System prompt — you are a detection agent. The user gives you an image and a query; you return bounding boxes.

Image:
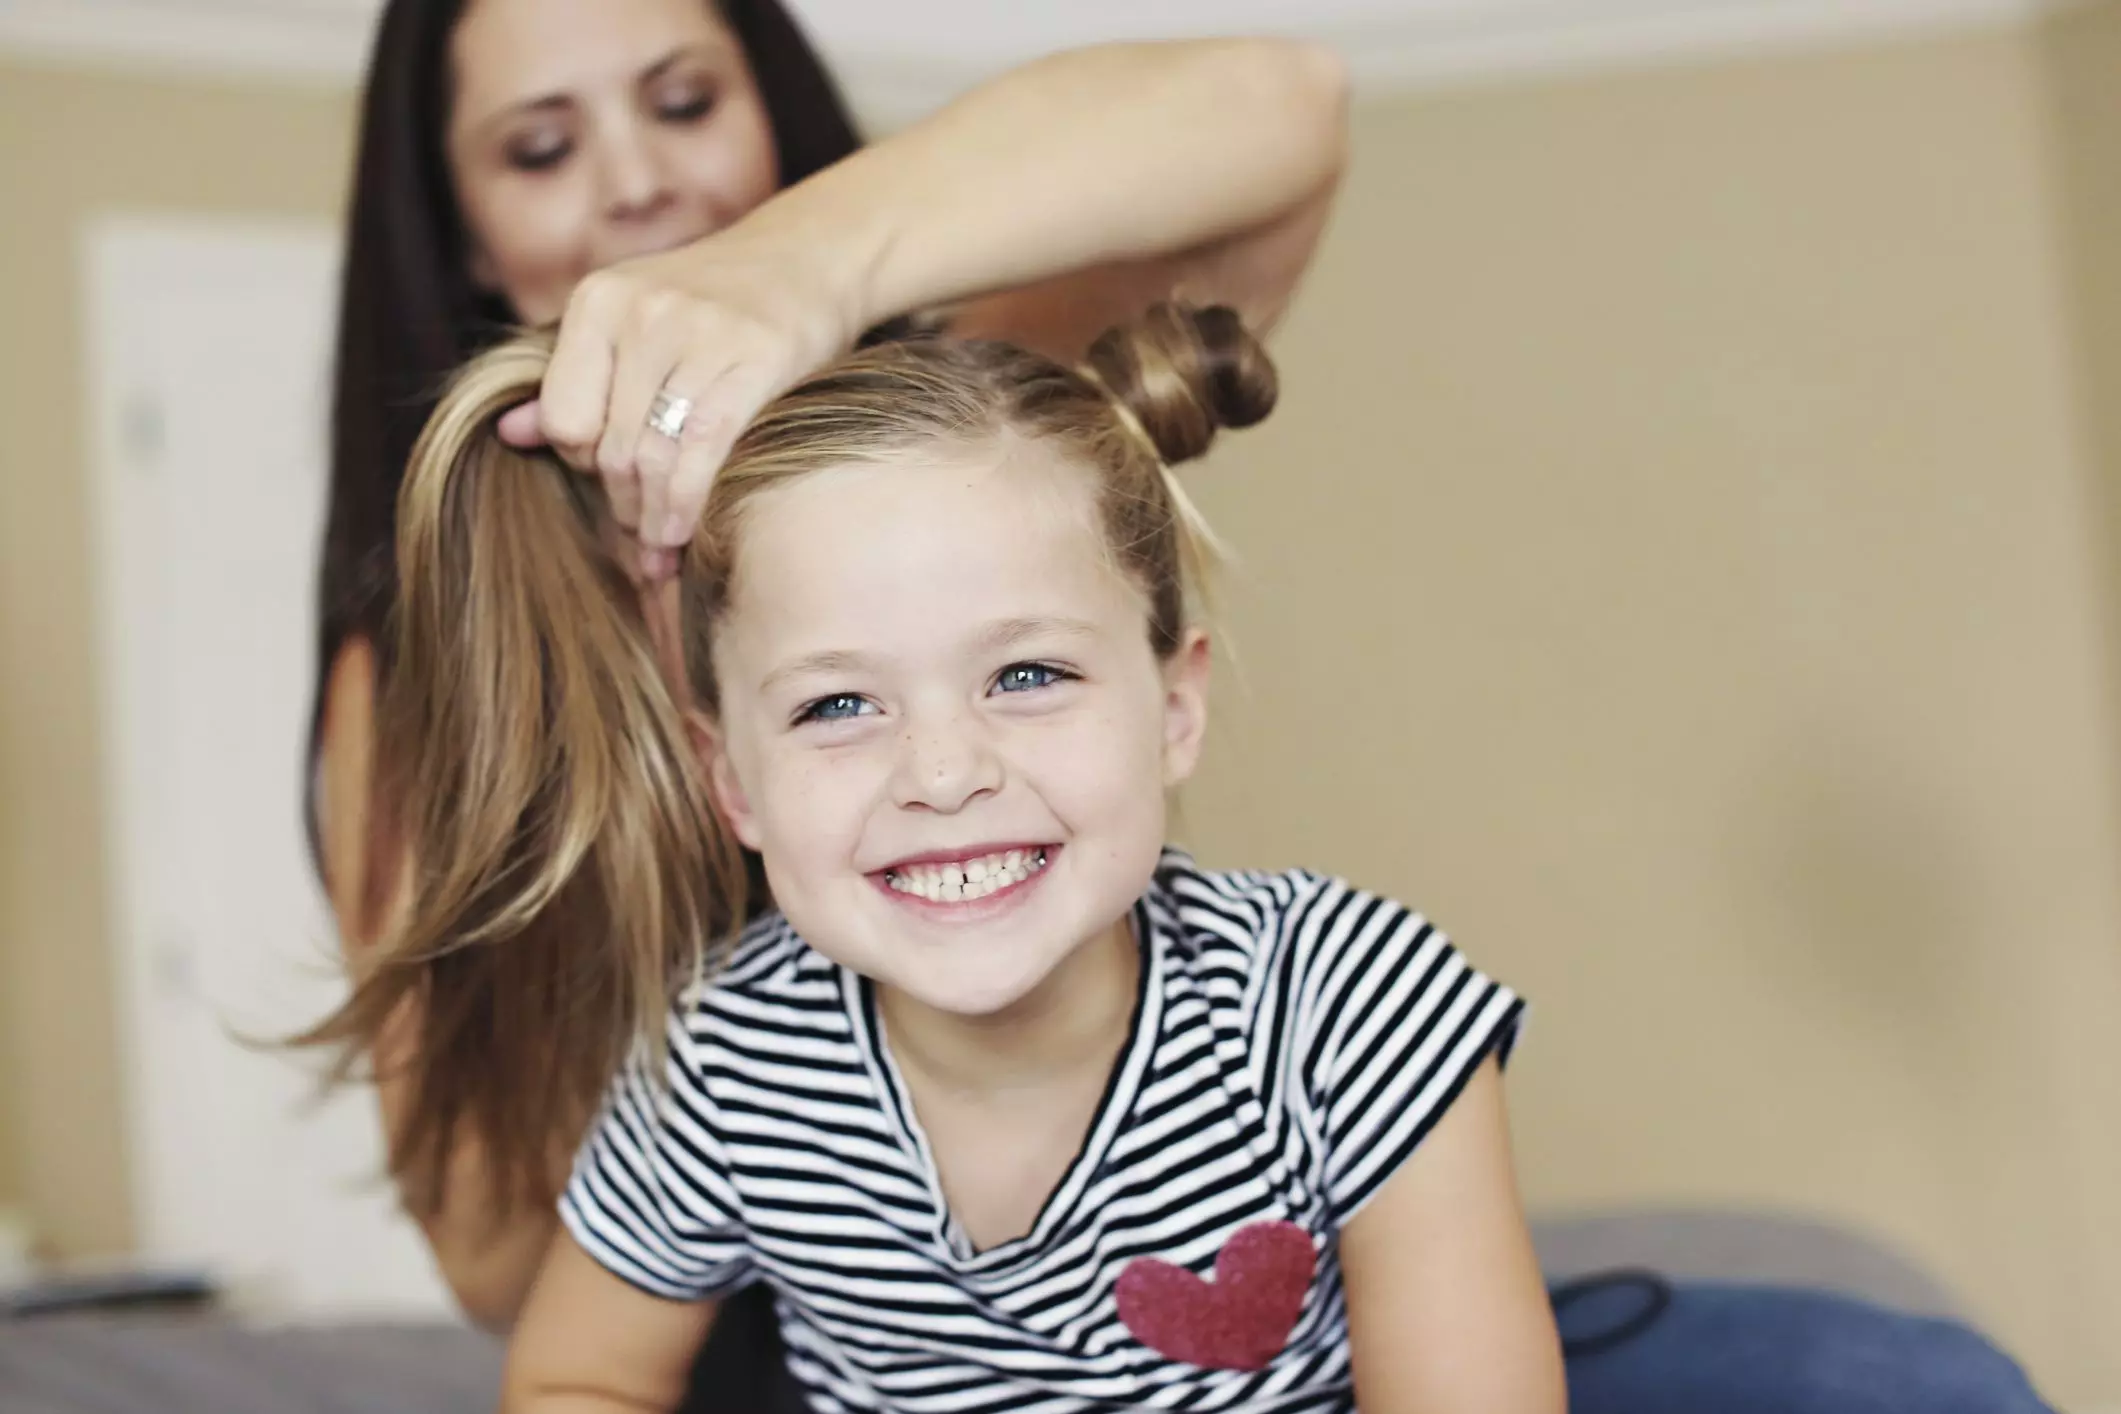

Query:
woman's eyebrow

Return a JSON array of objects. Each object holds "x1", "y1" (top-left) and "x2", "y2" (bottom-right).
[
  {"x1": 472, "y1": 43, "x2": 724, "y2": 137},
  {"x1": 638, "y1": 45, "x2": 713, "y2": 85}
]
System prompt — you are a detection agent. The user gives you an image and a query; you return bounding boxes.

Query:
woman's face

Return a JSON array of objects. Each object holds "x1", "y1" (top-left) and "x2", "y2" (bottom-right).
[{"x1": 446, "y1": 0, "x2": 780, "y2": 324}]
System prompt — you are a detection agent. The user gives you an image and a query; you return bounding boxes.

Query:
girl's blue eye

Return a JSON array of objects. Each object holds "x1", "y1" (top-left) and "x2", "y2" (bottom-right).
[
  {"x1": 994, "y1": 663, "x2": 1073, "y2": 694},
  {"x1": 798, "y1": 693, "x2": 874, "y2": 725}
]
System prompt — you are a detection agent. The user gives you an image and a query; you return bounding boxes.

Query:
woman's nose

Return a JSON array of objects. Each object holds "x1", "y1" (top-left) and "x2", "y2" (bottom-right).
[{"x1": 593, "y1": 121, "x2": 675, "y2": 222}]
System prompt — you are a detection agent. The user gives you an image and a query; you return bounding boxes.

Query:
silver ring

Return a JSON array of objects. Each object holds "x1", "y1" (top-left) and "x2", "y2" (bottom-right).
[{"x1": 646, "y1": 388, "x2": 693, "y2": 440}]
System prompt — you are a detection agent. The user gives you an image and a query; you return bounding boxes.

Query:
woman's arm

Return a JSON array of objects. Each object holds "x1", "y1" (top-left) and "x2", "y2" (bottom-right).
[
  {"x1": 501, "y1": 1234, "x2": 721, "y2": 1413},
  {"x1": 804, "y1": 38, "x2": 1348, "y2": 346},
  {"x1": 1338, "y1": 1058, "x2": 1567, "y2": 1414},
  {"x1": 943, "y1": 183, "x2": 1335, "y2": 366},
  {"x1": 521, "y1": 38, "x2": 1347, "y2": 552},
  {"x1": 315, "y1": 638, "x2": 563, "y2": 1333}
]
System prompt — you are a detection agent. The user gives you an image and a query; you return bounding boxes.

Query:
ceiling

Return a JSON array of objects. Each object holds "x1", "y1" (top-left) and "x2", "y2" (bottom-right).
[{"x1": 0, "y1": 0, "x2": 2066, "y2": 119}]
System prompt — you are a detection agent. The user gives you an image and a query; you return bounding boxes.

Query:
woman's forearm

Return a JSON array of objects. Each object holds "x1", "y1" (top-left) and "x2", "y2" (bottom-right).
[
  {"x1": 750, "y1": 39, "x2": 1349, "y2": 341},
  {"x1": 416, "y1": 1195, "x2": 557, "y2": 1334},
  {"x1": 366, "y1": 969, "x2": 564, "y2": 1332}
]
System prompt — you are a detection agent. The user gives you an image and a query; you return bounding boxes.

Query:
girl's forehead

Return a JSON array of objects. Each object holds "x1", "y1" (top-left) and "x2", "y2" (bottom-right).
[
  {"x1": 738, "y1": 439, "x2": 1100, "y2": 548},
  {"x1": 719, "y1": 443, "x2": 1141, "y2": 636}
]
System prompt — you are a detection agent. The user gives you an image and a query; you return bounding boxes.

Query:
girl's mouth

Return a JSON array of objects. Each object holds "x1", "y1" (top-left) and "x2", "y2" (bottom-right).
[{"x1": 880, "y1": 847, "x2": 1052, "y2": 905}]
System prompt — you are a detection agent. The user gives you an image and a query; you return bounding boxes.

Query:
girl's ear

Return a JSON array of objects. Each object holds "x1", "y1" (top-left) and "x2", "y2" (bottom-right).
[
  {"x1": 688, "y1": 711, "x2": 763, "y2": 851},
  {"x1": 1160, "y1": 628, "x2": 1213, "y2": 788}
]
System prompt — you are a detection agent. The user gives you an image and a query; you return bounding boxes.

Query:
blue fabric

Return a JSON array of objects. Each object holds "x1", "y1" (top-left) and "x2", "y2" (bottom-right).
[{"x1": 1561, "y1": 1280, "x2": 2056, "y2": 1414}]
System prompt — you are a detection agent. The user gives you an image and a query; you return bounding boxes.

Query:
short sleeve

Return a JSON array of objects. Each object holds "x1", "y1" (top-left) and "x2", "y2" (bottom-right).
[
  {"x1": 558, "y1": 1018, "x2": 755, "y2": 1302},
  {"x1": 1283, "y1": 875, "x2": 1525, "y2": 1225}
]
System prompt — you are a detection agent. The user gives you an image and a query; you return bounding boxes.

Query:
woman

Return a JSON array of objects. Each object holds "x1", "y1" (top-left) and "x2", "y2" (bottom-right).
[
  {"x1": 309, "y1": 1, "x2": 2053, "y2": 1409},
  {"x1": 310, "y1": 0, "x2": 1346, "y2": 1401}
]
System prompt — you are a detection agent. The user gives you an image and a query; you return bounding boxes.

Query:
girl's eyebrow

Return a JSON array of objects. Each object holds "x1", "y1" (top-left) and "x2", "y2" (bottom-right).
[
  {"x1": 759, "y1": 649, "x2": 876, "y2": 697},
  {"x1": 979, "y1": 610, "x2": 1102, "y2": 652},
  {"x1": 978, "y1": 615, "x2": 1101, "y2": 652}
]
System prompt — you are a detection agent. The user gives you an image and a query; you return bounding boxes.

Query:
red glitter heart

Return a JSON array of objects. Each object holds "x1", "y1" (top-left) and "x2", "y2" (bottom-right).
[{"x1": 1115, "y1": 1220, "x2": 1315, "y2": 1371}]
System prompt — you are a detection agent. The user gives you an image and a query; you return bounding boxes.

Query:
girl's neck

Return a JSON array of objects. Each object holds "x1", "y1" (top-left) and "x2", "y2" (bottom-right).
[{"x1": 877, "y1": 917, "x2": 1141, "y2": 1098}]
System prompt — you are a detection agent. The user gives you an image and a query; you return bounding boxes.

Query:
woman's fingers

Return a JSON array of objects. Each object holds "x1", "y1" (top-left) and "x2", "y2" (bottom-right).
[
  {"x1": 599, "y1": 513, "x2": 680, "y2": 585},
  {"x1": 633, "y1": 361, "x2": 727, "y2": 549},
  {"x1": 539, "y1": 277, "x2": 621, "y2": 467},
  {"x1": 497, "y1": 401, "x2": 545, "y2": 448},
  {"x1": 594, "y1": 288, "x2": 703, "y2": 535},
  {"x1": 596, "y1": 357, "x2": 685, "y2": 537},
  {"x1": 659, "y1": 366, "x2": 770, "y2": 548},
  {"x1": 534, "y1": 253, "x2": 834, "y2": 551}
]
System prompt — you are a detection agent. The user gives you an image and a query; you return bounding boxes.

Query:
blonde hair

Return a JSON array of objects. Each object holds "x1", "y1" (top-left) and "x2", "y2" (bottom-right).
[{"x1": 304, "y1": 302, "x2": 1277, "y2": 1219}]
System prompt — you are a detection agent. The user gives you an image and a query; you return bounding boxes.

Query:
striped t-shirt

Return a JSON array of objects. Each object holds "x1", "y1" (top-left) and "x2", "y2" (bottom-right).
[{"x1": 561, "y1": 850, "x2": 1524, "y2": 1413}]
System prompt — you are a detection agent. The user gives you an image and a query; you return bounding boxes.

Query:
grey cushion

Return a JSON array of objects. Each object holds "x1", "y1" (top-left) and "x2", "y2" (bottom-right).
[
  {"x1": 1533, "y1": 1207, "x2": 1962, "y2": 1318},
  {"x1": 0, "y1": 1317, "x2": 503, "y2": 1414}
]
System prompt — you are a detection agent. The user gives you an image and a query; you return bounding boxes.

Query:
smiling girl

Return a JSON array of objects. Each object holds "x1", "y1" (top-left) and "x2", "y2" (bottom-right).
[{"x1": 335, "y1": 304, "x2": 1564, "y2": 1412}]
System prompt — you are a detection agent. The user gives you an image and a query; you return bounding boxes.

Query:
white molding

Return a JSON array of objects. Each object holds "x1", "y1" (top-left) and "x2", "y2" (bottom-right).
[
  {"x1": 1340, "y1": 0, "x2": 2074, "y2": 92},
  {"x1": 0, "y1": 0, "x2": 2088, "y2": 109},
  {"x1": 832, "y1": 0, "x2": 2078, "y2": 129}
]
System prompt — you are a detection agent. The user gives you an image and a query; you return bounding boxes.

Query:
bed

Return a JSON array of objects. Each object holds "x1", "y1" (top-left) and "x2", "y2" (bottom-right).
[{"x1": 0, "y1": 1209, "x2": 1968, "y2": 1413}]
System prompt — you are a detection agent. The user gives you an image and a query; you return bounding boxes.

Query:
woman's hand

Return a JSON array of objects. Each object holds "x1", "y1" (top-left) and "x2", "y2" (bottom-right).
[
  {"x1": 498, "y1": 226, "x2": 858, "y2": 570},
  {"x1": 498, "y1": 38, "x2": 1347, "y2": 578}
]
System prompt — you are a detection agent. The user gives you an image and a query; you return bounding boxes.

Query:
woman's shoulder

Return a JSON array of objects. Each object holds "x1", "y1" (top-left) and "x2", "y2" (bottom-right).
[
  {"x1": 314, "y1": 635, "x2": 381, "y2": 936},
  {"x1": 315, "y1": 636, "x2": 378, "y2": 765}
]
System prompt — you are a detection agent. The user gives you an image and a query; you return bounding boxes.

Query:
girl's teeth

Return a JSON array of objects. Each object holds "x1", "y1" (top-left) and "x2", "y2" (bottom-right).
[{"x1": 885, "y1": 848, "x2": 1049, "y2": 902}]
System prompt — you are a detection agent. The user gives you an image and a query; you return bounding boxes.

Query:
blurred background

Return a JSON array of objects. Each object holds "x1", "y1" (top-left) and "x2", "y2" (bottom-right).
[{"x1": 1, "y1": 0, "x2": 2119, "y2": 1406}]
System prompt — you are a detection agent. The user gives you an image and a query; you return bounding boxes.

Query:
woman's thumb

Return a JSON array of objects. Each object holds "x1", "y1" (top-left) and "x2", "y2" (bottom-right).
[{"x1": 496, "y1": 400, "x2": 546, "y2": 448}]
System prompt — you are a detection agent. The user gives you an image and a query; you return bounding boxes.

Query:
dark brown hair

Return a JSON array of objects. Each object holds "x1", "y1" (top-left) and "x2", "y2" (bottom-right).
[
  {"x1": 305, "y1": 304, "x2": 1276, "y2": 1219},
  {"x1": 310, "y1": 0, "x2": 862, "y2": 876}
]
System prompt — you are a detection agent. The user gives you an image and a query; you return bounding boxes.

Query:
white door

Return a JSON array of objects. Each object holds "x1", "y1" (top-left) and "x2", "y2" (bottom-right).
[{"x1": 83, "y1": 216, "x2": 454, "y2": 1320}]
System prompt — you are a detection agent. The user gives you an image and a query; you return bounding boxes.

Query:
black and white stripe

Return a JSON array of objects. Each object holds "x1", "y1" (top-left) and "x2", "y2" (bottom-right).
[{"x1": 562, "y1": 851, "x2": 1523, "y2": 1413}]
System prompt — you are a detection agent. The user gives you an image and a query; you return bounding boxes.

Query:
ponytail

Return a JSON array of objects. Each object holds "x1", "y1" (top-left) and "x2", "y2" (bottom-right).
[{"x1": 302, "y1": 333, "x2": 746, "y2": 1219}]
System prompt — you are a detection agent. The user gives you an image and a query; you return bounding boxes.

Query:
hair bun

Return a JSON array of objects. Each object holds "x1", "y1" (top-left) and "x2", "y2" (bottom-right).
[{"x1": 1082, "y1": 302, "x2": 1278, "y2": 466}]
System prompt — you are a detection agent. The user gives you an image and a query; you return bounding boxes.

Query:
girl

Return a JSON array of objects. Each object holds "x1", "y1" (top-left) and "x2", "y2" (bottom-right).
[
  {"x1": 342, "y1": 302, "x2": 1567, "y2": 1411},
  {"x1": 313, "y1": 7, "x2": 1344, "y2": 1367}
]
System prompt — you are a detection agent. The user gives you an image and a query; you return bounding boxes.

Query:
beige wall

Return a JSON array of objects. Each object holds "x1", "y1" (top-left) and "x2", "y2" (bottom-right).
[
  {"x1": 3, "y1": 13, "x2": 2119, "y2": 1405},
  {"x1": 1182, "y1": 24, "x2": 2121, "y2": 1403},
  {"x1": 0, "y1": 60, "x2": 355, "y2": 1255},
  {"x1": 2048, "y1": 0, "x2": 2121, "y2": 736}
]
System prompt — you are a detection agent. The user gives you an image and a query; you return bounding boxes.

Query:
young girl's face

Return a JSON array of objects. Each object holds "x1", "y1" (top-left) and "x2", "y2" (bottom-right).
[{"x1": 701, "y1": 438, "x2": 1212, "y2": 1019}]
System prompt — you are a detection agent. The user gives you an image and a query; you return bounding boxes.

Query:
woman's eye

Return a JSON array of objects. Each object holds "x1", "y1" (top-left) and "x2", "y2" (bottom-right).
[
  {"x1": 658, "y1": 91, "x2": 716, "y2": 123},
  {"x1": 797, "y1": 693, "x2": 875, "y2": 725},
  {"x1": 994, "y1": 663, "x2": 1074, "y2": 695},
  {"x1": 505, "y1": 137, "x2": 570, "y2": 172}
]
